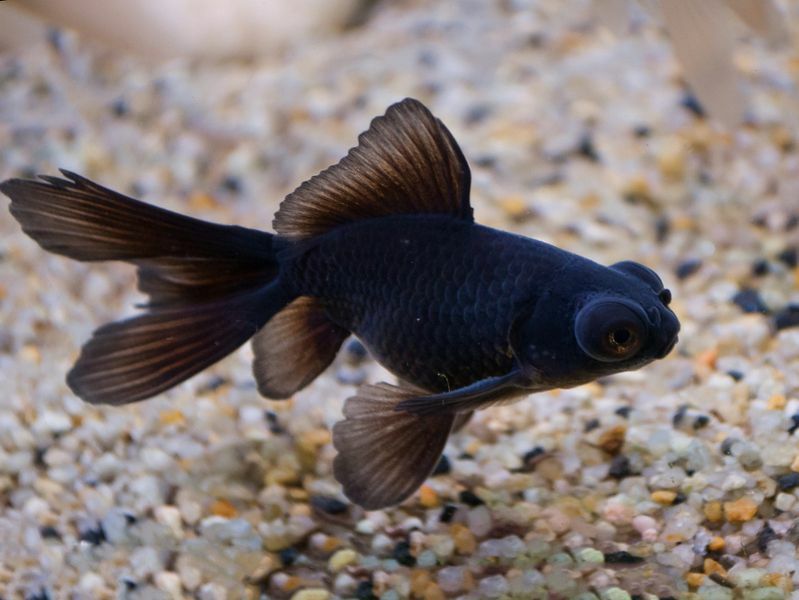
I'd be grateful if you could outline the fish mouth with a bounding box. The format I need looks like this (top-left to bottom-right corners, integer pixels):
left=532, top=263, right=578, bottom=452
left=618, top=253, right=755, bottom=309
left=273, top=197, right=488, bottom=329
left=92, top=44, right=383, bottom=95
left=658, top=334, right=679, bottom=358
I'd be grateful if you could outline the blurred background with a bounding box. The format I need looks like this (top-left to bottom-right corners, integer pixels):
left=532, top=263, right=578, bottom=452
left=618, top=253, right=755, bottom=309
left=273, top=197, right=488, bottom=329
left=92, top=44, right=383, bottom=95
left=3, top=1, right=799, bottom=598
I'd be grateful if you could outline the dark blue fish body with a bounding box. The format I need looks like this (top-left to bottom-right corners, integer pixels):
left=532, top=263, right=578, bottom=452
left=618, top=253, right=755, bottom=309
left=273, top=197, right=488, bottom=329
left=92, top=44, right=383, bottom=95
left=1, top=99, right=679, bottom=509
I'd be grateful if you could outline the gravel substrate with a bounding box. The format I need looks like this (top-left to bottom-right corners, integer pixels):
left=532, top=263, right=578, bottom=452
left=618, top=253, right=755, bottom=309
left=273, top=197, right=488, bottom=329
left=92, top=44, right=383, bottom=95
left=2, top=1, right=799, bottom=598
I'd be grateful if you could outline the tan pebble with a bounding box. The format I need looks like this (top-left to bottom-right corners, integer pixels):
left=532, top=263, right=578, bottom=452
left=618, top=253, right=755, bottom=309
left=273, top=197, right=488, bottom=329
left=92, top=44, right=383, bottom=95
left=598, top=425, right=626, bottom=454
left=189, top=192, right=219, bottom=210
left=451, top=524, right=476, bottom=554
left=622, top=176, right=652, bottom=203
left=20, top=344, right=41, bottom=363
left=707, top=536, right=725, bottom=552
left=657, top=138, right=686, bottom=180
left=410, top=570, right=431, bottom=596
left=684, top=572, right=704, bottom=587
left=266, top=468, right=301, bottom=486
left=723, top=497, right=758, bottom=522
left=424, top=582, right=445, bottom=600
left=159, top=409, right=185, bottom=426
left=695, top=347, right=718, bottom=370
left=650, top=490, right=676, bottom=505
left=794, top=267, right=799, bottom=289
left=288, top=488, right=309, bottom=501
left=210, top=499, right=237, bottom=518
left=280, top=576, right=303, bottom=592
left=767, top=394, right=787, bottom=410
left=249, top=554, right=278, bottom=580
left=761, top=572, right=793, bottom=591
left=328, top=549, right=358, bottom=573
left=154, top=571, right=182, bottom=600
left=289, top=589, right=330, bottom=600
left=703, top=558, right=726, bottom=576
left=418, top=484, right=439, bottom=508
left=791, top=454, right=799, bottom=472
left=498, top=196, right=530, bottom=221
left=290, top=503, right=311, bottom=517
left=320, top=536, right=342, bottom=553
left=703, top=501, right=723, bottom=522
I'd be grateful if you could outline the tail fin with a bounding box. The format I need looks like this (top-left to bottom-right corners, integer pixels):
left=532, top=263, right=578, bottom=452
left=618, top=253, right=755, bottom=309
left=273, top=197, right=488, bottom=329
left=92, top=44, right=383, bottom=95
left=1, top=170, right=289, bottom=404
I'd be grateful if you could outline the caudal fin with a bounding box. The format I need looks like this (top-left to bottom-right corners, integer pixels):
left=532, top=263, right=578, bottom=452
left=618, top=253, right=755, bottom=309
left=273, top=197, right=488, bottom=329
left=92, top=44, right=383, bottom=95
left=333, top=383, right=454, bottom=509
left=1, top=170, right=289, bottom=404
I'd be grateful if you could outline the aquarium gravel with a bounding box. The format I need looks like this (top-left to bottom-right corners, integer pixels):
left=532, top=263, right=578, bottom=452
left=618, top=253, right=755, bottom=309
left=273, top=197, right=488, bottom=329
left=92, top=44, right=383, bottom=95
left=2, top=0, right=799, bottom=598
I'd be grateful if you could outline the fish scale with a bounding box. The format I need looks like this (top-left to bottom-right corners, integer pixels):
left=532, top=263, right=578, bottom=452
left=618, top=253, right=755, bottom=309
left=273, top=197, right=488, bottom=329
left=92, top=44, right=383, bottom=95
left=287, top=214, right=562, bottom=393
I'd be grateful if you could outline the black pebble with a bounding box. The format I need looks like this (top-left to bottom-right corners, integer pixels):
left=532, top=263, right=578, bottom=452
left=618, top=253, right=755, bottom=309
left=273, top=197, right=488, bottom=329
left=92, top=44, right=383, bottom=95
left=788, top=413, right=799, bottom=435
left=751, top=259, right=770, bottom=276
left=123, top=512, right=137, bottom=525
left=79, top=523, right=106, bottom=546
left=777, top=472, right=799, bottom=491
left=777, top=247, right=798, bottom=268
left=523, top=446, right=546, bottom=464
left=33, top=446, right=47, bottom=468
left=727, top=370, right=744, bottom=382
left=221, top=175, right=242, bottom=194
left=39, top=526, right=61, bottom=540
left=692, top=415, right=710, bottom=430
left=603, top=550, right=645, bottom=564
left=672, top=491, right=687, bottom=505
left=615, top=406, right=632, bottom=419
left=344, top=338, right=369, bottom=364
left=310, top=496, right=349, bottom=515
left=655, top=216, right=671, bottom=244
left=464, top=104, right=491, bottom=125
left=608, top=455, right=632, bottom=480
left=432, top=454, right=451, bottom=476
left=121, top=578, right=137, bottom=591
left=459, top=490, right=484, bottom=507
left=681, top=93, right=706, bottom=118
left=25, top=590, right=51, bottom=600
left=675, top=258, right=702, bottom=280
left=774, top=305, right=799, bottom=331
left=439, top=504, right=457, bottom=523
left=720, top=437, right=737, bottom=455
left=392, top=540, right=416, bottom=567
left=577, top=133, right=600, bottom=162
left=756, top=522, right=778, bottom=553
left=731, top=288, right=769, bottom=314
left=786, top=214, right=799, bottom=231
left=672, top=404, right=689, bottom=427
left=279, top=547, right=299, bottom=566
left=584, top=418, right=601, bottom=432
left=265, top=410, right=285, bottom=435
left=633, top=125, right=651, bottom=138
left=110, top=98, right=129, bottom=117
left=356, top=580, right=378, bottom=600
left=200, top=375, right=229, bottom=393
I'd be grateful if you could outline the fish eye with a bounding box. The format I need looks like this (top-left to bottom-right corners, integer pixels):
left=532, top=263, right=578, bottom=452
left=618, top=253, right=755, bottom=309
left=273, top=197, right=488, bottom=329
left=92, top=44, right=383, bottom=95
left=575, top=299, right=648, bottom=363
left=610, top=261, right=664, bottom=292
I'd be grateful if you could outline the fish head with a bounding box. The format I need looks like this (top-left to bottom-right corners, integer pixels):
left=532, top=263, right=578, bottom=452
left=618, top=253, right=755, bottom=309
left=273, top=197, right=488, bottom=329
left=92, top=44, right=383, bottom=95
left=514, top=260, right=680, bottom=386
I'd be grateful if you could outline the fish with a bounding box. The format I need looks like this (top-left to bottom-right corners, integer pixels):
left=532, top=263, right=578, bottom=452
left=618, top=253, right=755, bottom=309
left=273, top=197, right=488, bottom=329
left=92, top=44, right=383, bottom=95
left=0, top=98, right=680, bottom=509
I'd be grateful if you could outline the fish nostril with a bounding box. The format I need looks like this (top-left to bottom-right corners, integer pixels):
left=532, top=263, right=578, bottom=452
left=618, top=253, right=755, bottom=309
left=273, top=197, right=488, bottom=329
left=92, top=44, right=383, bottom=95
left=648, top=306, right=661, bottom=326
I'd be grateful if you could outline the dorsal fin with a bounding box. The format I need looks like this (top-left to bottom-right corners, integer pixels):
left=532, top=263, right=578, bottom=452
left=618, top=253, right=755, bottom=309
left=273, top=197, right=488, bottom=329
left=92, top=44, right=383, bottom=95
left=273, top=98, right=472, bottom=239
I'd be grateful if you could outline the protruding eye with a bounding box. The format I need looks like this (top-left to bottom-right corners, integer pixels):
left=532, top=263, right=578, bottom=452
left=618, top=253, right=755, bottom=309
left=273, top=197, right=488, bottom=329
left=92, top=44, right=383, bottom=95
left=610, top=260, right=664, bottom=292
left=575, top=300, right=648, bottom=363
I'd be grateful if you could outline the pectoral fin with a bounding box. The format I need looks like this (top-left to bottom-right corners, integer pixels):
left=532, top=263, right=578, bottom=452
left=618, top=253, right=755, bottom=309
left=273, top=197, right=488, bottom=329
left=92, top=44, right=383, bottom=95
left=333, top=383, right=454, bottom=509
left=395, top=367, right=534, bottom=417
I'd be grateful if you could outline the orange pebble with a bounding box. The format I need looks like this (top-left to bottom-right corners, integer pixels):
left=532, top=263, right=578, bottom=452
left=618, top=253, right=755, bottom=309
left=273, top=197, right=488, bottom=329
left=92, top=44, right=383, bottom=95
left=210, top=499, right=237, bottom=518
left=418, top=485, right=440, bottom=508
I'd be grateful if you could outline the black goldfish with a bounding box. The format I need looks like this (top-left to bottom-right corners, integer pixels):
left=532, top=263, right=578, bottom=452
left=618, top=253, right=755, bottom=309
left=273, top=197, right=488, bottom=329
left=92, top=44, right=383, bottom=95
left=0, top=98, right=679, bottom=509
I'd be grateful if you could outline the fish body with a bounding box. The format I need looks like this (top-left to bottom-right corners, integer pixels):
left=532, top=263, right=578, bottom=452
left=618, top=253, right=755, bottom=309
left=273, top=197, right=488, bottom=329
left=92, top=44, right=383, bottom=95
left=1, top=98, right=679, bottom=508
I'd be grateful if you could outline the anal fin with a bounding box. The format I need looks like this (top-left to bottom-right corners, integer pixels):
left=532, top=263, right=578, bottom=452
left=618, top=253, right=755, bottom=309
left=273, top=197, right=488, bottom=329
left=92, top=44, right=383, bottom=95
left=333, top=383, right=454, bottom=510
left=252, top=296, right=349, bottom=399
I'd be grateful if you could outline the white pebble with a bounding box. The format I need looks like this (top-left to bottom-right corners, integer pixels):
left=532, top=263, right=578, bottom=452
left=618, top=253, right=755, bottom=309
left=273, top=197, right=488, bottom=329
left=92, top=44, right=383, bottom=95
left=141, top=447, right=174, bottom=471
left=154, top=571, right=183, bottom=599
left=198, top=583, right=227, bottom=600
left=154, top=505, right=184, bottom=537
left=131, top=546, right=163, bottom=578
left=79, top=572, right=105, bottom=594
left=33, top=410, right=72, bottom=435
left=468, top=505, right=492, bottom=537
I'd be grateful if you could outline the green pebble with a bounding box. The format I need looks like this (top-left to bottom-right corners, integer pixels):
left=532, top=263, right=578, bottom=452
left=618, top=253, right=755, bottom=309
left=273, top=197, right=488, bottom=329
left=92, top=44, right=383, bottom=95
left=576, top=548, right=605, bottom=564
left=743, top=588, right=785, bottom=600
left=416, top=549, right=437, bottom=568
left=697, top=582, right=733, bottom=600
left=547, top=552, right=574, bottom=567
left=600, top=588, right=632, bottom=600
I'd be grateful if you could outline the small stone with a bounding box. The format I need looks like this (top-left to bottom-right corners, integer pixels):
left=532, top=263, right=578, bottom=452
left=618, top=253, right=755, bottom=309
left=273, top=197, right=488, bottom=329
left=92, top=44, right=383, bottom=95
left=603, top=551, right=644, bottom=564
left=707, top=536, right=725, bottom=552
left=608, top=455, right=631, bottom=479
left=731, top=289, right=769, bottom=314
left=777, top=472, right=799, bottom=490
left=777, top=247, right=798, bottom=268
left=723, top=497, right=758, bottom=522
left=703, top=558, right=726, bottom=576
left=685, top=573, right=705, bottom=587
left=704, top=501, right=723, bottom=522
left=329, top=549, right=358, bottom=573
left=478, top=575, right=509, bottom=598
left=467, top=505, right=492, bottom=537
left=577, top=548, right=604, bottom=564
left=755, top=523, right=778, bottom=553
left=792, top=454, right=799, bottom=471
left=774, top=493, right=795, bottom=511
left=154, top=505, right=183, bottom=537
left=355, top=580, right=377, bottom=600
left=416, top=549, right=437, bottom=568
left=392, top=540, right=415, bottom=567
left=744, top=589, right=786, bottom=600
left=774, top=306, right=799, bottom=331
left=675, top=258, right=702, bottom=280
left=651, top=490, right=677, bottom=505
left=432, top=454, right=451, bottom=475
left=598, top=425, right=626, bottom=454
left=290, top=590, right=331, bottom=600
left=310, top=496, right=349, bottom=515
left=210, top=499, right=237, bottom=518
left=458, top=490, right=484, bottom=506
left=439, top=504, right=457, bottom=523
left=418, top=485, right=439, bottom=508
left=600, top=587, right=632, bottom=600
left=451, top=524, right=476, bottom=554
left=154, top=572, right=182, bottom=600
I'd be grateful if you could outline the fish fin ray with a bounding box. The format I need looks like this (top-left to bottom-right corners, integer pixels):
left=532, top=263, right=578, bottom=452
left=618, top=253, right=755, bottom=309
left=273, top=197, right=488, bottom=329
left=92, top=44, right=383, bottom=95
left=273, top=98, right=472, bottom=239
left=68, top=286, right=285, bottom=405
left=252, top=296, right=349, bottom=399
left=333, top=382, right=453, bottom=509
